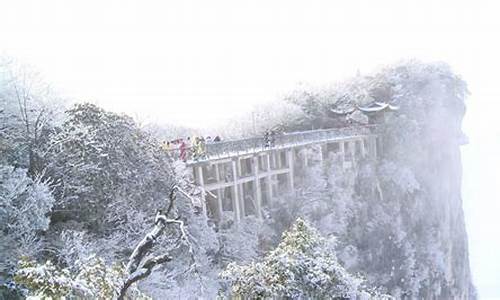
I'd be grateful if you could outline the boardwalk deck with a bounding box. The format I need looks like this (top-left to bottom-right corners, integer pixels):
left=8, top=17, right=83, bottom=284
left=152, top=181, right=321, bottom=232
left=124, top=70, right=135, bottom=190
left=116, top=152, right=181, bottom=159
left=185, top=125, right=381, bottom=223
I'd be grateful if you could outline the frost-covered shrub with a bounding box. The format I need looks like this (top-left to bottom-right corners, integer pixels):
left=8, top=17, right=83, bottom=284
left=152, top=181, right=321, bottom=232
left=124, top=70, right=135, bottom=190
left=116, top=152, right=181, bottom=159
left=57, top=230, right=95, bottom=267
left=0, top=166, right=55, bottom=273
left=221, top=219, right=387, bottom=299
left=15, top=256, right=149, bottom=299
left=14, top=257, right=73, bottom=299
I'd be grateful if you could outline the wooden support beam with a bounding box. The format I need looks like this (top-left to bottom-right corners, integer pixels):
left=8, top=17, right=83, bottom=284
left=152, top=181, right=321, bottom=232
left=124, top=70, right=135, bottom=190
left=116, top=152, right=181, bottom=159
left=361, top=138, right=367, bottom=157
left=302, top=147, right=309, bottom=167
left=216, top=189, right=223, bottom=220
left=239, top=183, right=245, bottom=218
left=349, top=140, right=356, bottom=165
left=276, top=151, right=281, bottom=169
left=268, top=151, right=273, bottom=170
left=214, top=164, right=223, bottom=220
left=236, top=159, right=245, bottom=219
left=378, top=136, right=383, bottom=156
left=265, top=153, right=273, bottom=203
left=196, top=166, right=207, bottom=218
left=253, top=156, right=262, bottom=219
left=339, top=141, right=345, bottom=167
left=231, top=159, right=241, bottom=223
left=287, top=149, right=294, bottom=191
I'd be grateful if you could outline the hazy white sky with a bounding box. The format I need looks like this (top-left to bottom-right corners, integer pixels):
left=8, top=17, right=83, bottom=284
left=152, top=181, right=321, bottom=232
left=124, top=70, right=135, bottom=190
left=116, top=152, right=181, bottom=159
left=1, top=0, right=499, bottom=298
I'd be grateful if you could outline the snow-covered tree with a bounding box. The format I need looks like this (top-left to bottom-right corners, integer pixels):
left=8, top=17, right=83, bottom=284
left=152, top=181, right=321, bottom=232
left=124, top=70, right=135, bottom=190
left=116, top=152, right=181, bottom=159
left=44, top=103, right=173, bottom=228
left=220, top=218, right=388, bottom=299
left=0, top=166, right=55, bottom=275
left=14, top=256, right=149, bottom=299
left=0, top=58, right=62, bottom=176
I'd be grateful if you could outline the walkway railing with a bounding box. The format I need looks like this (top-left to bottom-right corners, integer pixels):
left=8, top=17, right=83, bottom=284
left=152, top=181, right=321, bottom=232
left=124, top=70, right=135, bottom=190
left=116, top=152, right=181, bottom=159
left=186, top=124, right=380, bottom=163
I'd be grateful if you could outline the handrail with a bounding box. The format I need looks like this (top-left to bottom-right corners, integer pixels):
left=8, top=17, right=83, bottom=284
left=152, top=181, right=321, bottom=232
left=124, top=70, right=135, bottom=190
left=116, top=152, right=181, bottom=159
left=177, top=124, right=380, bottom=163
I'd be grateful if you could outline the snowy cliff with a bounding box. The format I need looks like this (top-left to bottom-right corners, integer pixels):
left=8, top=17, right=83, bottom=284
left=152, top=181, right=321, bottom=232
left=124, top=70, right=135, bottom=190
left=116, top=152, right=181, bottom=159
left=272, top=61, right=475, bottom=298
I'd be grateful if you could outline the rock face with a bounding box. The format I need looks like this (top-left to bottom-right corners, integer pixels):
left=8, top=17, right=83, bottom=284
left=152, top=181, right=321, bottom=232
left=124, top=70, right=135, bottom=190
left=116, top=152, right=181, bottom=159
left=362, top=64, right=473, bottom=299
left=285, top=62, right=476, bottom=298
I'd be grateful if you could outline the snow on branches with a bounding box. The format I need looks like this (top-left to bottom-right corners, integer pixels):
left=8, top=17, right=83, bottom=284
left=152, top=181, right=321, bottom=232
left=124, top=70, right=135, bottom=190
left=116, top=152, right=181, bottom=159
left=0, top=166, right=55, bottom=272
left=220, top=218, right=391, bottom=299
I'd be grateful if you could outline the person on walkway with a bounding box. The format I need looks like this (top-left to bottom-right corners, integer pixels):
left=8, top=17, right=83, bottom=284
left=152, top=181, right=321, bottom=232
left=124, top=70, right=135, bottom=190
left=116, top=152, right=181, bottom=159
left=185, top=137, right=193, bottom=160
left=264, top=130, right=271, bottom=148
left=192, top=137, right=202, bottom=160
left=269, top=130, right=276, bottom=147
left=179, top=138, right=188, bottom=161
left=199, top=136, right=207, bottom=159
left=161, top=140, right=171, bottom=152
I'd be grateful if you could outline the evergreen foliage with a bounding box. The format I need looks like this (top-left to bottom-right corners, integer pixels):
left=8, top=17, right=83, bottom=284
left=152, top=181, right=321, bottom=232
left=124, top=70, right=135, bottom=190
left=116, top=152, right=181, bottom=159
left=221, top=219, right=390, bottom=299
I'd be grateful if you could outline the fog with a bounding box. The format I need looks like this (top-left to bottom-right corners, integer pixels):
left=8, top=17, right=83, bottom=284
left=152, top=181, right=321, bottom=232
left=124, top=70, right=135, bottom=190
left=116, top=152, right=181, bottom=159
left=1, top=0, right=499, bottom=298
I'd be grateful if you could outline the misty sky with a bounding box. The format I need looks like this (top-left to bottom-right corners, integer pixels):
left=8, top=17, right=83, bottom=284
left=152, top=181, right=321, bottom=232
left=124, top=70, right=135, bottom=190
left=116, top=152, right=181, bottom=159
left=1, top=0, right=499, bottom=298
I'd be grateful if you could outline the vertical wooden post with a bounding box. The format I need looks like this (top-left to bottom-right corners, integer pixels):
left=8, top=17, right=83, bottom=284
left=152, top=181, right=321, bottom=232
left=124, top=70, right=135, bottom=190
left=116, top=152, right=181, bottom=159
left=377, top=136, right=383, bottom=155
left=339, top=141, right=345, bottom=167
left=196, top=165, right=207, bottom=218
left=350, top=140, right=356, bottom=165
left=318, top=144, right=324, bottom=162
left=253, top=156, right=262, bottom=219
left=239, top=183, right=245, bottom=218
left=214, top=163, right=223, bottom=220
left=287, top=149, right=294, bottom=191
left=236, top=159, right=245, bottom=219
left=303, top=148, right=308, bottom=167
left=231, top=159, right=241, bottom=223
left=274, top=150, right=280, bottom=169
left=268, top=152, right=272, bottom=170
left=265, top=153, right=273, bottom=203
left=270, top=151, right=276, bottom=169
left=360, top=138, right=366, bottom=157
left=216, top=189, right=223, bottom=220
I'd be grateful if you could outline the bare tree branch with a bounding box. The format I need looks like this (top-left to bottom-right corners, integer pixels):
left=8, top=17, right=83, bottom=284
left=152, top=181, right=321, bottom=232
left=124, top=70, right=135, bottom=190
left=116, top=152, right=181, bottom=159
left=125, top=185, right=177, bottom=276
left=117, top=184, right=205, bottom=299
left=117, top=253, right=172, bottom=300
